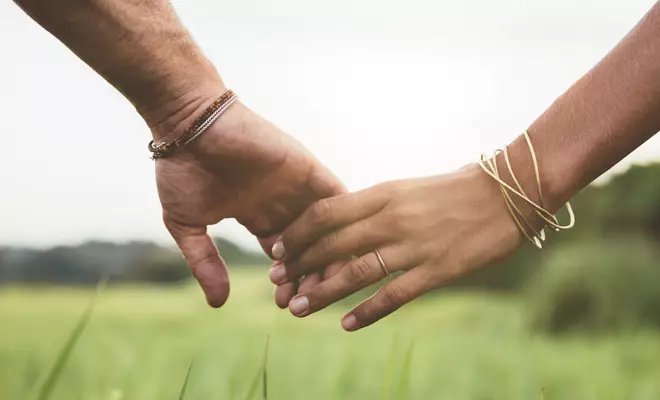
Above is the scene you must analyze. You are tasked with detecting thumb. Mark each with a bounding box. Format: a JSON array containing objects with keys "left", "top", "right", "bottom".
[{"left": 165, "top": 218, "right": 230, "bottom": 308}]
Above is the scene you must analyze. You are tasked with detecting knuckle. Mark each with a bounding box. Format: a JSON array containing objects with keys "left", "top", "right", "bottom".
[
  {"left": 188, "top": 252, "right": 217, "bottom": 277},
  {"left": 380, "top": 207, "right": 412, "bottom": 236},
  {"left": 352, "top": 301, "right": 378, "bottom": 325},
  {"left": 381, "top": 284, "right": 408, "bottom": 309},
  {"left": 308, "top": 285, "right": 329, "bottom": 309},
  {"left": 319, "top": 231, "right": 339, "bottom": 253},
  {"left": 347, "top": 257, "right": 373, "bottom": 285},
  {"left": 311, "top": 199, "right": 334, "bottom": 226},
  {"left": 385, "top": 207, "right": 407, "bottom": 232}
]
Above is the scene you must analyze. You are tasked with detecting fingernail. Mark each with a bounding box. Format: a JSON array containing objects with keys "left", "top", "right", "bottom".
[
  {"left": 272, "top": 240, "right": 286, "bottom": 260},
  {"left": 289, "top": 296, "right": 309, "bottom": 316},
  {"left": 269, "top": 264, "right": 286, "bottom": 283},
  {"left": 342, "top": 314, "right": 358, "bottom": 331}
]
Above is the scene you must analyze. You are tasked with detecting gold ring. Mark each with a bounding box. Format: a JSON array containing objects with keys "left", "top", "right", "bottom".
[{"left": 374, "top": 249, "right": 390, "bottom": 278}]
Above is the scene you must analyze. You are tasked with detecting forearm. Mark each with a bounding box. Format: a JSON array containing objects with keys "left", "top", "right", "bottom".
[
  {"left": 14, "top": 0, "right": 225, "bottom": 137},
  {"left": 506, "top": 2, "right": 660, "bottom": 211}
]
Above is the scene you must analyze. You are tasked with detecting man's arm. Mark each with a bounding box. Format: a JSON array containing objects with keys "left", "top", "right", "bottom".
[{"left": 14, "top": 0, "right": 222, "bottom": 139}]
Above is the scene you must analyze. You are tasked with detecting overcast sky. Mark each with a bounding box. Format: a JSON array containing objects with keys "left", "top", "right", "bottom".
[{"left": 1, "top": 0, "right": 658, "bottom": 250}]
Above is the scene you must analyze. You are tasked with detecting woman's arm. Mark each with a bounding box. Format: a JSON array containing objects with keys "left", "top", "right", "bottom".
[
  {"left": 512, "top": 1, "right": 660, "bottom": 213},
  {"left": 270, "top": 2, "right": 660, "bottom": 331}
]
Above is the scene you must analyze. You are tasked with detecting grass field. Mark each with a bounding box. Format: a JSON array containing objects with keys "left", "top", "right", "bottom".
[{"left": 2, "top": 270, "right": 660, "bottom": 400}]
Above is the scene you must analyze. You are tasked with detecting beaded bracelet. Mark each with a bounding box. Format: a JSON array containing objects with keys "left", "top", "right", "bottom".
[{"left": 148, "top": 89, "right": 238, "bottom": 159}]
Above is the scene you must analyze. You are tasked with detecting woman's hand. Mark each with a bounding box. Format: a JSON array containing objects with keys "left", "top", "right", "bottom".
[{"left": 269, "top": 164, "right": 524, "bottom": 331}]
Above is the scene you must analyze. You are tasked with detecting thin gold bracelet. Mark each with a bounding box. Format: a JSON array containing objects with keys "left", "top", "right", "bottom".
[
  {"left": 502, "top": 140, "right": 557, "bottom": 234},
  {"left": 501, "top": 154, "right": 548, "bottom": 241},
  {"left": 496, "top": 147, "right": 548, "bottom": 241},
  {"left": 504, "top": 131, "right": 572, "bottom": 230},
  {"left": 483, "top": 150, "right": 545, "bottom": 248},
  {"left": 478, "top": 130, "right": 576, "bottom": 247},
  {"left": 478, "top": 154, "right": 575, "bottom": 231}
]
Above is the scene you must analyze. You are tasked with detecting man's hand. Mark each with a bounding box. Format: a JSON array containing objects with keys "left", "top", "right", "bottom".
[
  {"left": 154, "top": 92, "right": 345, "bottom": 307},
  {"left": 12, "top": 0, "right": 345, "bottom": 307}
]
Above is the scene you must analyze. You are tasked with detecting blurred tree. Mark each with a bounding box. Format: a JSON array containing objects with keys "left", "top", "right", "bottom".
[
  {"left": 525, "top": 235, "right": 660, "bottom": 334},
  {"left": 212, "top": 237, "right": 270, "bottom": 266},
  {"left": 132, "top": 249, "right": 190, "bottom": 283},
  {"left": 0, "top": 237, "right": 268, "bottom": 285}
]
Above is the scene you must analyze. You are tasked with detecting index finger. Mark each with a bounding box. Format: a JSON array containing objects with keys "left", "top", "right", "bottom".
[{"left": 273, "top": 186, "right": 388, "bottom": 260}]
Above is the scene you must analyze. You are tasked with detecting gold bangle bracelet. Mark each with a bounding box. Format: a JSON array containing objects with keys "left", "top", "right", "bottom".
[
  {"left": 483, "top": 151, "right": 545, "bottom": 248},
  {"left": 478, "top": 130, "right": 576, "bottom": 248},
  {"left": 478, "top": 154, "right": 575, "bottom": 231},
  {"left": 502, "top": 146, "right": 558, "bottom": 233},
  {"left": 496, "top": 149, "right": 548, "bottom": 241}
]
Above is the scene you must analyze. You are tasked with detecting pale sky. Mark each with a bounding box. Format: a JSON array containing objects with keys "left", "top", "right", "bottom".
[{"left": 1, "top": 0, "right": 658, "bottom": 250}]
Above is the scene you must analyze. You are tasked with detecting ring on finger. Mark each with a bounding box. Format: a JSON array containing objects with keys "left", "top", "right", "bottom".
[{"left": 373, "top": 249, "right": 390, "bottom": 279}]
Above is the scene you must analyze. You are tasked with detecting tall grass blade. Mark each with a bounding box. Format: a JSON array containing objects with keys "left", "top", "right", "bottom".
[
  {"left": 36, "top": 279, "right": 107, "bottom": 400},
  {"left": 243, "top": 364, "right": 261, "bottom": 399},
  {"left": 177, "top": 358, "right": 194, "bottom": 400},
  {"left": 395, "top": 339, "right": 415, "bottom": 400},
  {"left": 541, "top": 386, "right": 546, "bottom": 400},
  {"left": 262, "top": 335, "right": 269, "bottom": 400},
  {"left": 380, "top": 335, "right": 398, "bottom": 400},
  {"left": 244, "top": 335, "right": 270, "bottom": 400}
]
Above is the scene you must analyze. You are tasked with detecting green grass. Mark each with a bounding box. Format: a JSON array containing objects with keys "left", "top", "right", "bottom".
[
  {"left": 243, "top": 336, "right": 269, "bottom": 400},
  {"left": 35, "top": 280, "right": 104, "bottom": 400},
  {"left": 1, "top": 270, "right": 660, "bottom": 399},
  {"left": 178, "top": 358, "right": 194, "bottom": 400},
  {"left": 395, "top": 338, "right": 414, "bottom": 400}
]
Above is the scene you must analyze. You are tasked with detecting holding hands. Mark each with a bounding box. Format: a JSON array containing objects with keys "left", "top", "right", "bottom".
[{"left": 15, "top": 0, "right": 660, "bottom": 334}]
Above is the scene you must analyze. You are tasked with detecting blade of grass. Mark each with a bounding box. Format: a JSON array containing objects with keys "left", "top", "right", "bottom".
[
  {"left": 35, "top": 279, "right": 107, "bottom": 400},
  {"left": 395, "top": 339, "right": 415, "bottom": 400},
  {"left": 177, "top": 358, "right": 195, "bottom": 400},
  {"left": 262, "top": 335, "right": 269, "bottom": 400},
  {"left": 243, "top": 335, "right": 270, "bottom": 400},
  {"left": 380, "top": 335, "right": 398, "bottom": 400},
  {"left": 243, "top": 357, "right": 261, "bottom": 399}
]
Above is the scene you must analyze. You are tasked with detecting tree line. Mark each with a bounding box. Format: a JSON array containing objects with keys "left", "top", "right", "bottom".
[{"left": 0, "top": 237, "right": 269, "bottom": 284}]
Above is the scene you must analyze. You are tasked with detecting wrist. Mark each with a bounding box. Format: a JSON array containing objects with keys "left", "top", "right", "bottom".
[
  {"left": 147, "top": 84, "right": 256, "bottom": 164},
  {"left": 477, "top": 138, "right": 556, "bottom": 237},
  {"left": 145, "top": 79, "right": 228, "bottom": 142},
  {"left": 501, "top": 130, "right": 572, "bottom": 215},
  {"left": 459, "top": 162, "right": 525, "bottom": 252}
]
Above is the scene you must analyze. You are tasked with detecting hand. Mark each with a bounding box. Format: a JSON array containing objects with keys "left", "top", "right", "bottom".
[
  {"left": 270, "top": 164, "right": 524, "bottom": 331},
  {"left": 153, "top": 87, "right": 345, "bottom": 307}
]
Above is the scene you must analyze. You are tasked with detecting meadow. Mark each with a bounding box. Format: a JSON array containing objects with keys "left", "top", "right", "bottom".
[{"left": 1, "top": 269, "right": 660, "bottom": 400}]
